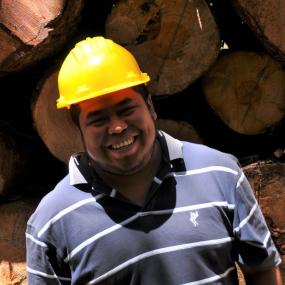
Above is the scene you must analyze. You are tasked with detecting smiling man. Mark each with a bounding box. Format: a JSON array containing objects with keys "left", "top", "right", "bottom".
[
  {"left": 26, "top": 37, "right": 282, "bottom": 285},
  {"left": 77, "top": 87, "right": 160, "bottom": 205},
  {"left": 78, "top": 88, "right": 158, "bottom": 174}
]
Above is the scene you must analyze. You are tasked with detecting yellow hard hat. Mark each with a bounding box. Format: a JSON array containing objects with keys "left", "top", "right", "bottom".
[{"left": 57, "top": 36, "right": 150, "bottom": 109}]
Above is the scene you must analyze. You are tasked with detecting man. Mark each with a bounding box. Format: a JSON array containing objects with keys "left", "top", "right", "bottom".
[{"left": 26, "top": 36, "right": 282, "bottom": 284}]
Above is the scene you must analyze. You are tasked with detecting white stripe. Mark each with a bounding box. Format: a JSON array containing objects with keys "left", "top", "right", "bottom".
[
  {"left": 26, "top": 233, "right": 47, "bottom": 247},
  {"left": 276, "top": 256, "right": 282, "bottom": 266},
  {"left": 170, "top": 166, "right": 238, "bottom": 177},
  {"left": 64, "top": 212, "right": 141, "bottom": 262},
  {"left": 88, "top": 237, "right": 234, "bottom": 284},
  {"left": 153, "top": 176, "right": 162, "bottom": 184},
  {"left": 73, "top": 157, "right": 80, "bottom": 165},
  {"left": 234, "top": 202, "right": 258, "bottom": 232},
  {"left": 65, "top": 201, "right": 234, "bottom": 262},
  {"left": 141, "top": 201, "right": 235, "bottom": 216},
  {"left": 263, "top": 231, "right": 271, "bottom": 247},
  {"left": 27, "top": 267, "right": 71, "bottom": 281},
  {"left": 38, "top": 194, "right": 105, "bottom": 238},
  {"left": 236, "top": 172, "right": 245, "bottom": 188},
  {"left": 180, "top": 266, "right": 235, "bottom": 285}
]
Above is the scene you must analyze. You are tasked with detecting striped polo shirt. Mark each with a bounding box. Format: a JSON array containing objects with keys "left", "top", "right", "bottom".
[{"left": 26, "top": 131, "right": 281, "bottom": 284}]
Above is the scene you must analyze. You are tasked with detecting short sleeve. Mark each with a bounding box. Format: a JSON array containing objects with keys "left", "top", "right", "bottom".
[
  {"left": 232, "top": 171, "right": 281, "bottom": 270},
  {"left": 26, "top": 224, "right": 71, "bottom": 285}
]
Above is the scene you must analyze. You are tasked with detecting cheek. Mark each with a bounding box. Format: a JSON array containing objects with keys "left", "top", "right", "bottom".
[
  {"left": 82, "top": 128, "right": 105, "bottom": 149},
  {"left": 137, "top": 110, "right": 156, "bottom": 127},
  {"left": 141, "top": 116, "right": 156, "bottom": 140}
]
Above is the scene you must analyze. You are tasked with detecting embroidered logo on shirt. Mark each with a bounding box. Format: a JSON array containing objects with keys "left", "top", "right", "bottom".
[{"left": 190, "top": 211, "right": 199, "bottom": 227}]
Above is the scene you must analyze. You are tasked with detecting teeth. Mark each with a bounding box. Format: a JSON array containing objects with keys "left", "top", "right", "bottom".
[{"left": 111, "top": 137, "right": 134, "bottom": 149}]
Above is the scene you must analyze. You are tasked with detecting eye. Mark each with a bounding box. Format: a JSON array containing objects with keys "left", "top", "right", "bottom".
[
  {"left": 119, "top": 106, "right": 135, "bottom": 116},
  {"left": 87, "top": 116, "right": 107, "bottom": 127}
]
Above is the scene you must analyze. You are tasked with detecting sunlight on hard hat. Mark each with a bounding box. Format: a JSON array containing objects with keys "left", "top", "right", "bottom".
[
  {"left": 90, "top": 55, "right": 102, "bottom": 65},
  {"left": 76, "top": 84, "right": 89, "bottom": 93}
]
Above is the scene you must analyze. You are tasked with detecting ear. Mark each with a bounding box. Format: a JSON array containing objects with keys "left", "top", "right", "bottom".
[{"left": 146, "top": 95, "right": 157, "bottom": 120}]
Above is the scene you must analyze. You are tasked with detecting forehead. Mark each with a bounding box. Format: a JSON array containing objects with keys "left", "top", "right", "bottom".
[{"left": 78, "top": 88, "right": 141, "bottom": 113}]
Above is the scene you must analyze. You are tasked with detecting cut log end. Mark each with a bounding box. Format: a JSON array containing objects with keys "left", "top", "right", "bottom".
[
  {"left": 32, "top": 70, "right": 84, "bottom": 164},
  {"left": 156, "top": 118, "right": 204, "bottom": 144},
  {"left": 202, "top": 51, "right": 285, "bottom": 135}
]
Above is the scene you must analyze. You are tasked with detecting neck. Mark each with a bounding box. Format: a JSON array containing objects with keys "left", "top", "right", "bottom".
[{"left": 94, "top": 141, "right": 162, "bottom": 206}]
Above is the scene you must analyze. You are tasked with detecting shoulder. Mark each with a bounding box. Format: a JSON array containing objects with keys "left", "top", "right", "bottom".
[
  {"left": 177, "top": 141, "right": 245, "bottom": 205},
  {"left": 181, "top": 141, "right": 240, "bottom": 171},
  {"left": 27, "top": 174, "right": 92, "bottom": 231},
  {"left": 157, "top": 130, "right": 240, "bottom": 174}
]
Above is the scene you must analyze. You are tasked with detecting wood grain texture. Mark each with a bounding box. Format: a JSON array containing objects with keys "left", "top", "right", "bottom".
[
  {"left": 32, "top": 69, "right": 83, "bottom": 164},
  {"left": 106, "top": 0, "right": 221, "bottom": 95},
  {"left": 202, "top": 51, "right": 285, "bottom": 135},
  {"left": 0, "top": 199, "right": 38, "bottom": 285},
  {"left": 0, "top": 0, "right": 84, "bottom": 74}
]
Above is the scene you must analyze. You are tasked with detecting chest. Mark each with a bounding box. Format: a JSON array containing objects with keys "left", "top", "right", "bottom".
[{"left": 64, "top": 185, "right": 235, "bottom": 284}]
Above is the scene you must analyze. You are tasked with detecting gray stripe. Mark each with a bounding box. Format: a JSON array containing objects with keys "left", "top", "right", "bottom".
[{"left": 88, "top": 237, "right": 234, "bottom": 284}]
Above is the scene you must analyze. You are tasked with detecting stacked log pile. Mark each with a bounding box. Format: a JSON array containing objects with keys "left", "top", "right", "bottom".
[{"left": 0, "top": 0, "right": 285, "bottom": 283}]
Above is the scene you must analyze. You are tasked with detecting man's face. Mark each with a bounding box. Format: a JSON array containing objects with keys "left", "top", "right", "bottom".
[{"left": 78, "top": 87, "right": 157, "bottom": 175}]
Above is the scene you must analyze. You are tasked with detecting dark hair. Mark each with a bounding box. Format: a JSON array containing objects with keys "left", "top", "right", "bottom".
[
  {"left": 133, "top": 84, "right": 149, "bottom": 100},
  {"left": 69, "top": 84, "right": 150, "bottom": 126},
  {"left": 70, "top": 103, "right": 81, "bottom": 127}
]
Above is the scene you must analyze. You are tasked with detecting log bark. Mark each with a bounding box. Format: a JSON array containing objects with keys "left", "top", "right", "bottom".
[
  {"left": 32, "top": 69, "right": 83, "bottom": 164},
  {"left": 156, "top": 119, "right": 204, "bottom": 144},
  {"left": 105, "top": 0, "right": 221, "bottom": 96},
  {"left": 0, "top": 199, "right": 38, "bottom": 285},
  {"left": 232, "top": 0, "right": 285, "bottom": 65},
  {"left": 202, "top": 51, "right": 285, "bottom": 135},
  {"left": 242, "top": 160, "right": 285, "bottom": 281},
  {"left": 0, "top": 0, "right": 84, "bottom": 75}
]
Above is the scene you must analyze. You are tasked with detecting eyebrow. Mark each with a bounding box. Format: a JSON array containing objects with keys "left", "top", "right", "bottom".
[{"left": 86, "top": 98, "right": 133, "bottom": 119}]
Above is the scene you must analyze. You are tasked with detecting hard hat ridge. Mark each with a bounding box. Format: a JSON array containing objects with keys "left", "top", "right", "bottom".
[{"left": 71, "top": 37, "right": 103, "bottom": 64}]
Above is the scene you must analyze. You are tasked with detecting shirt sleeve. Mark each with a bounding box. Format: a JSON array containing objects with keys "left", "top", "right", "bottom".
[
  {"left": 26, "top": 225, "right": 71, "bottom": 285},
  {"left": 232, "top": 171, "right": 282, "bottom": 270}
]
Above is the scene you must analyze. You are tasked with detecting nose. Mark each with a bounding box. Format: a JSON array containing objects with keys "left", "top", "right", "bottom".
[{"left": 108, "top": 115, "right": 128, "bottom": 134}]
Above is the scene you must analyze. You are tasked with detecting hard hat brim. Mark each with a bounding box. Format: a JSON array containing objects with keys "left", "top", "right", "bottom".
[{"left": 56, "top": 74, "right": 150, "bottom": 109}]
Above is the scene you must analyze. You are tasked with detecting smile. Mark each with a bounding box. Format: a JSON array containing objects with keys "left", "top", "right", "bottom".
[{"left": 110, "top": 137, "right": 135, "bottom": 150}]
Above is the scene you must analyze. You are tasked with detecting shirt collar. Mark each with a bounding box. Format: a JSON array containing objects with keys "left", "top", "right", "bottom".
[
  {"left": 68, "top": 130, "right": 185, "bottom": 186},
  {"left": 157, "top": 130, "right": 183, "bottom": 161},
  {"left": 68, "top": 153, "right": 88, "bottom": 185}
]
